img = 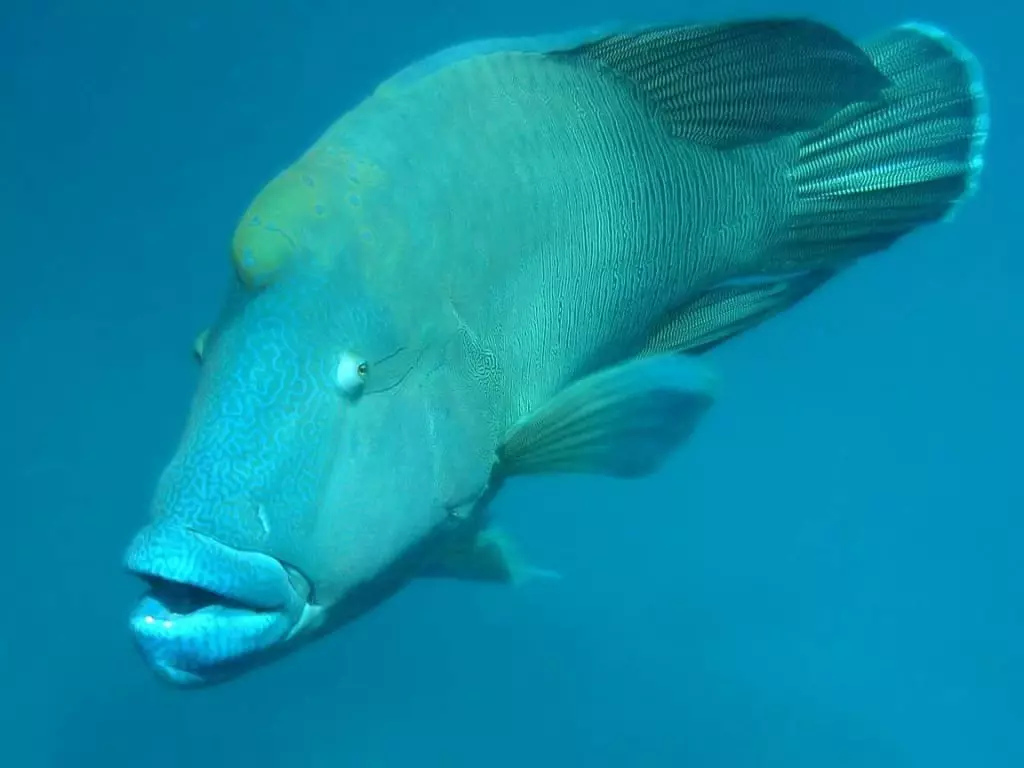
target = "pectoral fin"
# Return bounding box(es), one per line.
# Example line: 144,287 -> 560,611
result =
498,354 -> 717,479
424,527 -> 558,585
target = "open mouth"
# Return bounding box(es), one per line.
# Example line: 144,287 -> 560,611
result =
142,575 -> 255,615
123,524 -> 307,686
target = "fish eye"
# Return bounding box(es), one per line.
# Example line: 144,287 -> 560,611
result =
335,352 -> 368,397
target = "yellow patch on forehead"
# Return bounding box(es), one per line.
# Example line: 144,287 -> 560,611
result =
230,141 -> 389,288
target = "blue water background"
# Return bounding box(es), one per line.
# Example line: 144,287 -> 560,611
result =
2,0 -> 1021,765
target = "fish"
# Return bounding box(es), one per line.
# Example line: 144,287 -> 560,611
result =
123,17 -> 988,686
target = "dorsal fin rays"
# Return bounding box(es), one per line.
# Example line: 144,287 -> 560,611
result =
378,19 -> 889,149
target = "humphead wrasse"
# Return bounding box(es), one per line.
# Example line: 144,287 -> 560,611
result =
123,17 -> 988,686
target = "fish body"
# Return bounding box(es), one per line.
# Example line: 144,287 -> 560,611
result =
123,18 -> 988,686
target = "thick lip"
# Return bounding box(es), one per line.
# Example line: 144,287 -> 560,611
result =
124,526 -> 298,612
123,523 -> 307,686
128,594 -> 293,686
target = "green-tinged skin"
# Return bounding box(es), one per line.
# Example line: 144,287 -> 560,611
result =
234,49 -> 781,427
124,18 -> 987,686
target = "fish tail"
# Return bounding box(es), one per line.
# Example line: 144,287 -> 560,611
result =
781,22 -> 988,266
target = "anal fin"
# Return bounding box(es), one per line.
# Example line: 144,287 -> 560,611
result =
641,268 -> 841,356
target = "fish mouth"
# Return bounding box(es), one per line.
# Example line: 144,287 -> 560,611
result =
123,523 -> 311,687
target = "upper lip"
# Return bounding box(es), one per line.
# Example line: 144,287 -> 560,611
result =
123,522 -> 311,685
123,525 -> 297,613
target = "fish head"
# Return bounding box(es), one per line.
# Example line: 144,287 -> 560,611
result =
123,259 -> 488,687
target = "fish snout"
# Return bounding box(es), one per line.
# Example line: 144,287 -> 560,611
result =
123,521 -> 310,686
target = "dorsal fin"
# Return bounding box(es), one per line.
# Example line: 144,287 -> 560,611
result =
555,18 -> 890,148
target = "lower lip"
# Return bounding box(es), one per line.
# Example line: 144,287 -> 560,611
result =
128,592 -> 293,685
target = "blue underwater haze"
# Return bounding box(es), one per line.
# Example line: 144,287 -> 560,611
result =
1,0 -> 1021,765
